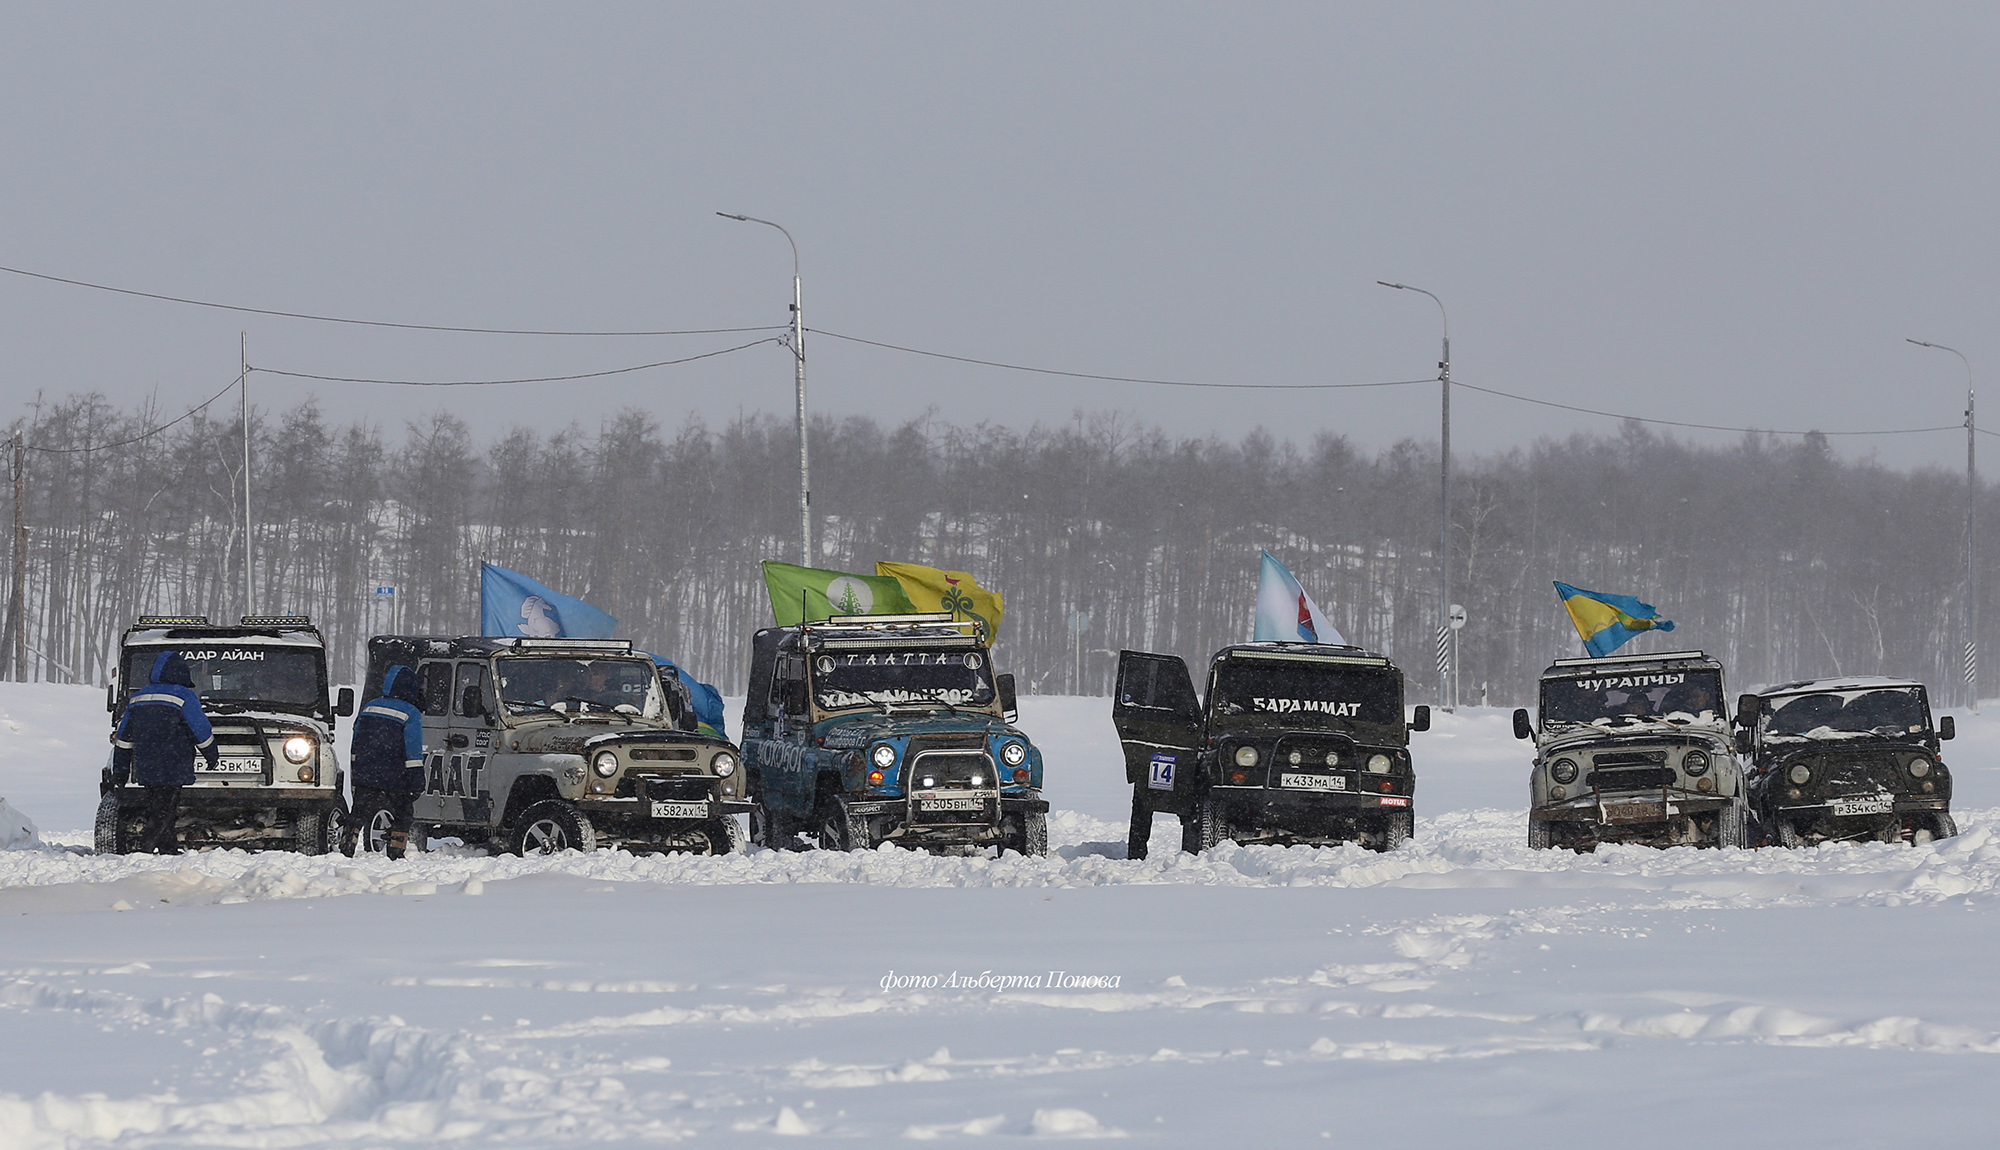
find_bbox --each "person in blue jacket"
[110,650,219,854]
[342,664,427,859]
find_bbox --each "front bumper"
[111,783,339,811]
[1210,783,1411,815]
[1531,790,1731,825]
[844,791,1048,842]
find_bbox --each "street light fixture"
[1908,338,1978,712]
[1379,281,1453,710]
[719,212,812,565]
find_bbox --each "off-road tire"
[294,806,339,856]
[1914,811,1957,845]
[751,800,797,851]
[351,793,396,854]
[697,816,747,855]
[1182,795,1227,854]
[1365,809,1414,853]
[509,800,596,855]
[1776,818,1806,850]
[813,793,866,852]
[93,793,131,855]
[1527,817,1554,850]
[1714,799,1749,849]
[1002,810,1049,857]
[1126,787,1151,861]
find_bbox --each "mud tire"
[1714,799,1749,849]
[294,806,339,856]
[1183,794,1227,854]
[1527,817,1553,850]
[1776,818,1806,850]
[93,793,132,855]
[509,800,595,855]
[1003,811,1049,857]
[1366,809,1414,853]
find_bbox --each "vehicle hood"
[203,708,332,738]
[1540,718,1729,756]
[506,719,702,755]
[813,710,1026,748]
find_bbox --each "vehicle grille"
[1590,766,1675,791]
[1270,737,1357,770]
[632,774,710,802]
[906,734,988,757]
[909,750,993,789]
[1593,751,1667,768]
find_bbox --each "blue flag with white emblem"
[480,562,619,640]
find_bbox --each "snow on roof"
[1751,675,1927,696]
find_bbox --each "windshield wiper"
[505,699,564,718]
[562,696,638,723]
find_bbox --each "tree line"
[3,392,1988,709]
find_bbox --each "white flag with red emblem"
[1253,550,1344,645]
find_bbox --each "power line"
[0,263,785,338]
[809,328,1434,390]
[20,372,244,453]
[251,337,783,386]
[1453,380,1961,438]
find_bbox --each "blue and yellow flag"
[1554,581,1675,658]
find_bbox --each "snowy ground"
[2,687,1999,1147]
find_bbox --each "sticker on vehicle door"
[1148,752,1176,790]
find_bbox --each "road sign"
[1448,604,1467,631]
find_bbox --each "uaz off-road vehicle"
[1735,677,1958,847]
[364,635,751,855]
[1515,649,1746,850]
[1112,643,1430,857]
[96,615,355,854]
[741,613,1047,854]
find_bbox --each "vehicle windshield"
[125,644,326,714]
[495,656,665,719]
[811,648,995,711]
[1208,657,1404,737]
[1540,669,1725,727]
[1764,687,1929,738]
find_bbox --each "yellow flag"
[876,561,1005,641]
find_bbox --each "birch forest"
[4,391,1989,709]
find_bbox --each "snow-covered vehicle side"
[1514,649,1746,850]
[1112,643,1430,856]
[740,613,1048,854]
[365,635,750,855]
[1734,676,1957,847]
[96,615,354,854]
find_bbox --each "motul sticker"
[1377,796,1409,807]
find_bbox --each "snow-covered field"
[3,685,1999,1147]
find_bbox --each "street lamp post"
[1909,338,1978,713]
[719,212,812,566]
[1380,281,1453,710]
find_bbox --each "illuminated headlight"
[1366,754,1392,774]
[1000,740,1027,767]
[282,736,314,764]
[1551,758,1579,785]
[592,750,620,778]
[1288,750,1302,766]
[1788,764,1812,785]
[872,744,897,769]
[712,751,738,778]
[920,775,937,789]
[1908,757,1932,778]
[1234,745,1260,768]
[1682,750,1710,776]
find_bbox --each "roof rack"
[135,615,210,627]
[1551,649,1708,667]
[494,637,635,652]
[240,615,314,627]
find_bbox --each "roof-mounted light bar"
[135,615,210,627]
[240,615,314,627]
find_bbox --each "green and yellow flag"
[877,561,1004,640]
[761,560,916,626]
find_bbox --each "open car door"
[1112,650,1203,797]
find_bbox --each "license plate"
[1601,800,1667,824]
[199,757,263,774]
[918,796,984,811]
[650,800,709,819]
[1280,772,1346,791]
[1831,794,1894,817]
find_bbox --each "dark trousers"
[141,785,182,851]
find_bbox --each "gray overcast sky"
[1,2,1995,471]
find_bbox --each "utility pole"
[241,333,254,616]
[1908,339,1977,712]
[718,213,811,565]
[1381,282,1453,709]
[5,431,24,680]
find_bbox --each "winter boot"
[339,823,359,858]
[386,829,409,861]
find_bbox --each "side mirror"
[997,673,1019,723]
[106,681,118,714]
[335,687,355,717]
[1408,704,1431,733]
[1512,708,1533,741]
[1939,715,1955,741]
[1735,694,1760,724]
[459,684,485,718]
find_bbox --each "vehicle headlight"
[1907,757,1931,778]
[712,751,738,778]
[1550,758,1579,785]
[1682,750,1710,776]
[282,736,314,764]
[592,750,620,778]
[1000,740,1027,767]
[872,744,897,769]
[1366,754,1392,773]
[1234,745,1260,768]
[1789,764,1812,785]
